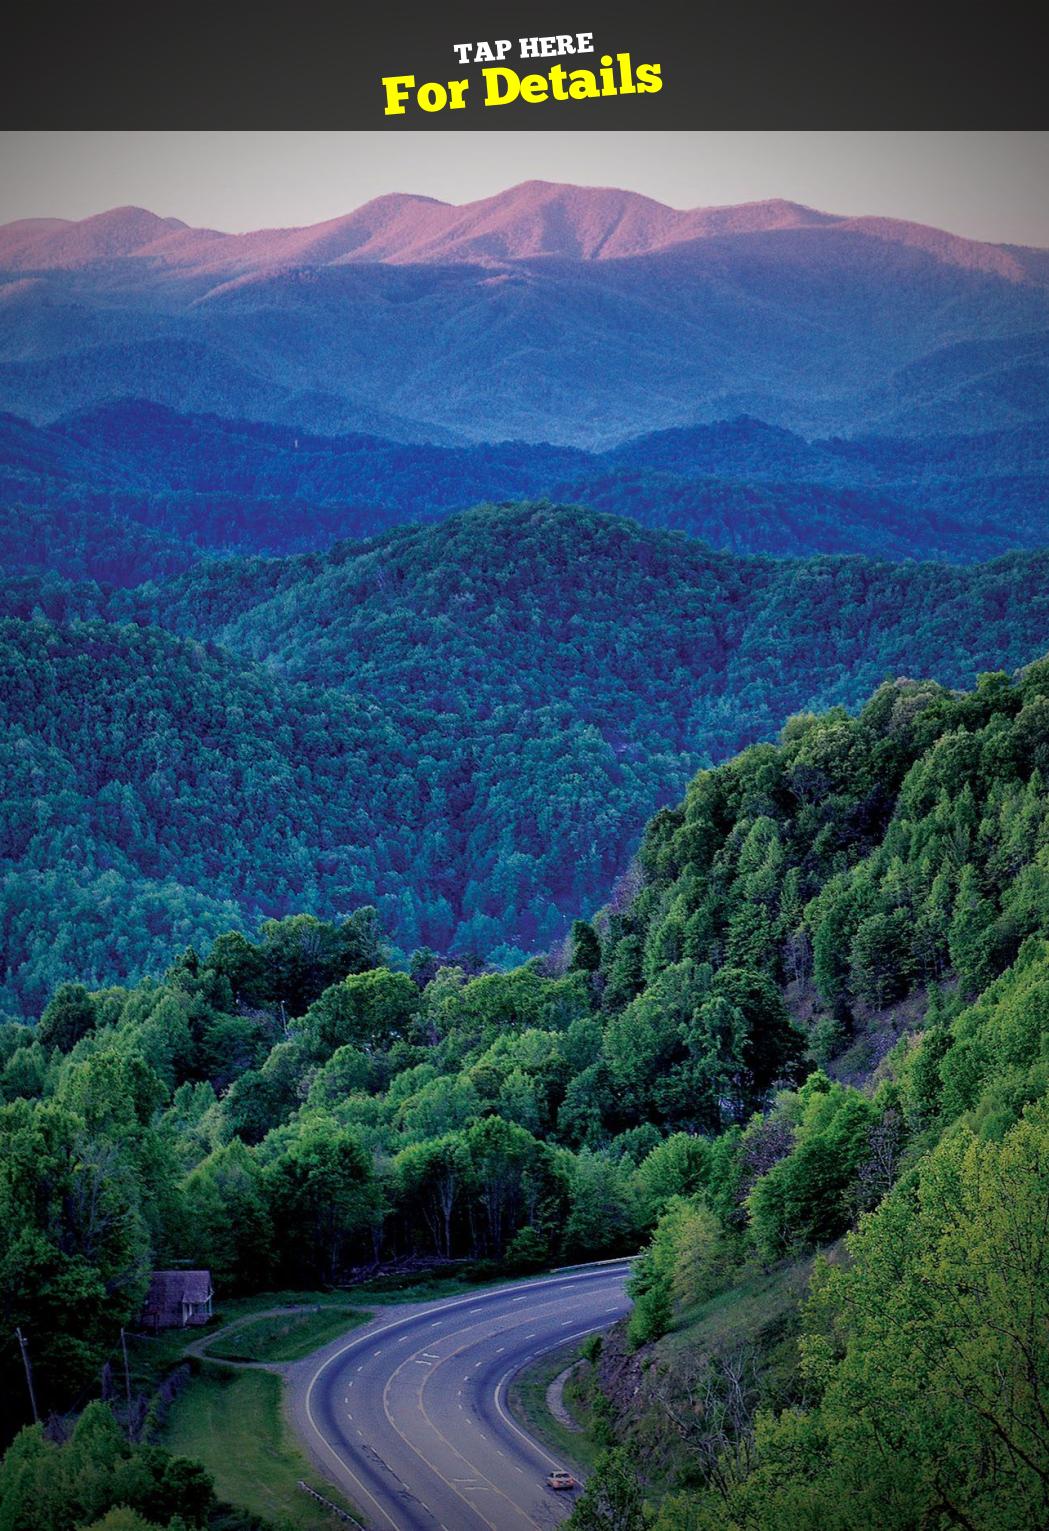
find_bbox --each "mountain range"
[2,182,1048,445]
[4,399,1049,585]
[4,184,1047,278]
[6,501,1049,1012]
[3,175,1049,1531]
[2,180,1048,1003]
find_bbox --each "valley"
[1,173,1048,1531]
[5,502,1049,1013]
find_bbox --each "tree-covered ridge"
[581,662,1049,1531]
[3,193,1048,447]
[3,401,1048,585]
[7,505,1049,1009]
[4,659,1049,1531]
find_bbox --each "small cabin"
[141,1269,214,1330]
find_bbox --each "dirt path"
[546,1363,584,1432]
[181,1304,379,1372]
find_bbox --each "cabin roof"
[145,1269,213,1306]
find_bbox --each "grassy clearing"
[211,1288,363,1325]
[204,1272,528,1327]
[162,1364,358,1529]
[508,1340,603,1478]
[125,1294,358,1403]
[205,1306,370,1363]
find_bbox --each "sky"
[1,131,1048,246]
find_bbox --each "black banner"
[4,1,1046,128]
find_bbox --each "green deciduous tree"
[266,1121,383,1283]
[36,983,97,1054]
[565,1447,647,1531]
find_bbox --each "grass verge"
[507,1340,603,1479]
[205,1306,370,1363]
[203,1273,534,1328]
[211,1289,366,1324]
[162,1364,359,1529]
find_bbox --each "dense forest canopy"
[5,503,1049,1010]
[4,659,1049,1529]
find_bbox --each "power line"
[120,1327,133,1440]
[15,1328,40,1425]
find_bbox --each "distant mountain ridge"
[2,182,1047,446]
[3,399,1049,584]
[2,184,1045,279]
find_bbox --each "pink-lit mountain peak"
[0,206,188,268]
[336,182,838,263]
[0,183,1040,281]
[0,184,836,273]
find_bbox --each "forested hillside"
[3,401,1049,582]
[6,504,1049,1011]
[4,659,1049,1530]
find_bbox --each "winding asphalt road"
[288,1261,633,1531]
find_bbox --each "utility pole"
[15,1328,39,1424]
[120,1327,133,1440]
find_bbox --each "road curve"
[290,1261,633,1531]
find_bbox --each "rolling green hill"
[5,503,1049,1012]
[4,658,1049,1531]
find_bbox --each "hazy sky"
[2,131,1048,246]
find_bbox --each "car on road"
[546,1470,577,1491]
